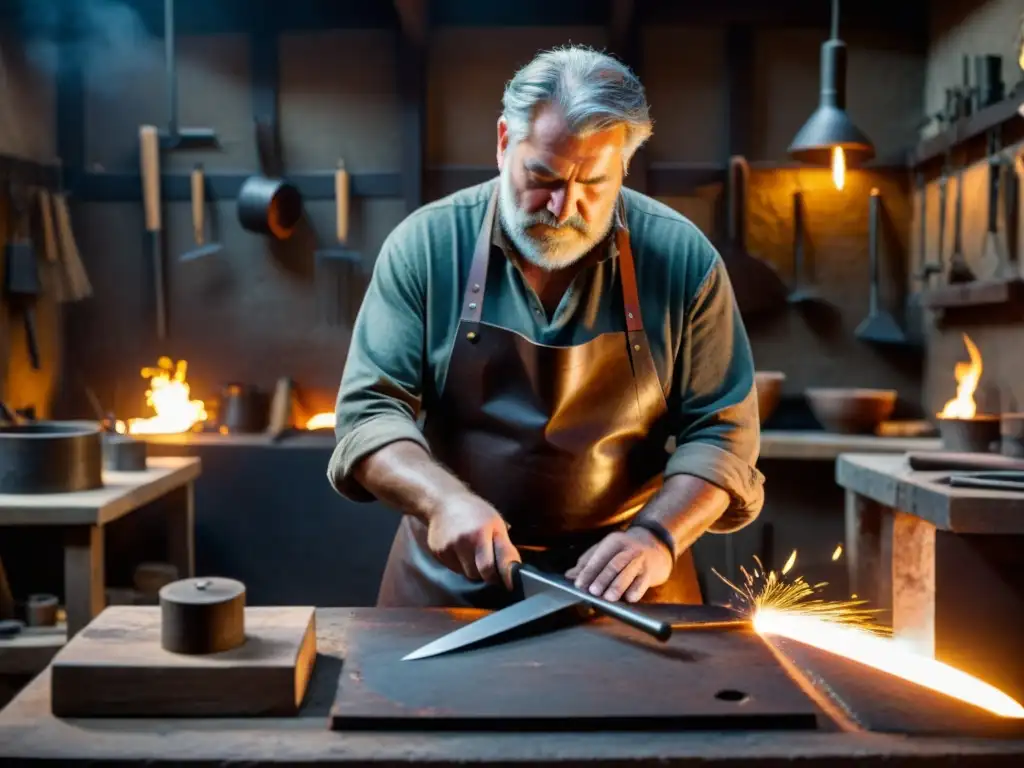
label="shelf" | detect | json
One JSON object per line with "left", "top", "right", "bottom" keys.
{"left": 921, "top": 276, "right": 1024, "bottom": 310}
{"left": 0, "top": 154, "right": 63, "bottom": 191}
{"left": 909, "top": 89, "right": 1024, "bottom": 168}
{"left": 0, "top": 623, "right": 66, "bottom": 676}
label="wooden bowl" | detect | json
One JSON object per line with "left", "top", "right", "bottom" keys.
{"left": 754, "top": 371, "right": 786, "bottom": 426}
{"left": 805, "top": 388, "right": 898, "bottom": 434}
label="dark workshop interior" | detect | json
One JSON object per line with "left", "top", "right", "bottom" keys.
{"left": 2, "top": 0, "right": 1024, "bottom": 764}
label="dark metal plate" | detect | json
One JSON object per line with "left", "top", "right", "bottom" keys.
{"left": 331, "top": 606, "right": 821, "bottom": 732}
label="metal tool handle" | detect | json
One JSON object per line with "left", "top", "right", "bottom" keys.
{"left": 952, "top": 166, "right": 964, "bottom": 253}
{"left": 987, "top": 132, "right": 1001, "bottom": 236}
{"left": 336, "top": 160, "right": 349, "bottom": 245}
{"left": 936, "top": 172, "right": 947, "bottom": 272}
{"left": 868, "top": 188, "right": 881, "bottom": 313}
{"left": 191, "top": 164, "right": 205, "bottom": 245}
{"left": 792, "top": 190, "right": 804, "bottom": 285}
{"left": 1005, "top": 157, "right": 1020, "bottom": 268}
{"left": 511, "top": 563, "right": 673, "bottom": 642}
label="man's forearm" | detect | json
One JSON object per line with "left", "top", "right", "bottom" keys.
{"left": 632, "top": 474, "right": 730, "bottom": 558}
{"left": 352, "top": 440, "right": 467, "bottom": 523}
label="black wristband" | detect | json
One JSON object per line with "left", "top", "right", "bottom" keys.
{"left": 629, "top": 518, "right": 677, "bottom": 561}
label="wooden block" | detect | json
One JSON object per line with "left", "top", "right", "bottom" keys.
{"left": 51, "top": 606, "right": 316, "bottom": 717}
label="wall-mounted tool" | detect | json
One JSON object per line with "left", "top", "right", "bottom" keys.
{"left": 315, "top": 159, "right": 367, "bottom": 327}
{"left": 947, "top": 155, "right": 975, "bottom": 284}
{"left": 3, "top": 185, "right": 41, "bottom": 370}
{"left": 982, "top": 131, "right": 1013, "bottom": 279}
{"left": 1003, "top": 152, "right": 1020, "bottom": 278}
{"left": 787, "top": 190, "right": 826, "bottom": 305}
{"left": 140, "top": 125, "right": 167, "bottom": 340}
{"left": 855, "top": 188, "right": 909, "bottom": 345}
{"left": 974, "top": 54, "right": 1005, "bottom": 110}
{"left": 904, "top": 173, "right": 929, "bottom": 344}
{"left": 717, "top": 156, "right": 788, "bottom": 319}
{"left": 180, "top": 164, "right": 224, "bottom": 262}
{"left": 49, "top": 190, "right": 92, "bottom": 301}
{"left": 237, "top": 119, "right": 302, "bottom": 240}
{"left": 159, "top": 0, "right": 219, "bottom": 150}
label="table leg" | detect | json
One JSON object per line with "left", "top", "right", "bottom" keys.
{"left": 844, "top": 491, "right": 890, "bottom": 613}
{"left": 884, "top": 509, "right": 936, "bottom": 657}
{"left": 165, "top": 482, "right": 195, "bottom": 579}
{"left": 64, "top": 525, "right": 105, "bottom": 637}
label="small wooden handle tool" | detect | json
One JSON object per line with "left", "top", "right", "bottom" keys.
{"left": 335, "top": 160, "right": 349, "bottom": 245}
{"left": 139, "top": 125, "right": 166, "bottom": 339}
{"left": 510, "top": 562, "right": 672, "bottom": 642}
{"left": 191, "top": 164, "right": 205, "bottom": 246}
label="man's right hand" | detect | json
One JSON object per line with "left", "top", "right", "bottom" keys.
{"left": 426, "top": 493, "right": 521, "bottom": 590}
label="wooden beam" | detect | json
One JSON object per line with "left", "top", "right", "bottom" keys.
{"left": 724, "top": 24, "right": 755, "bottom": 160}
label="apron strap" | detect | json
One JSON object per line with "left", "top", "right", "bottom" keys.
{"left": 460, "top": 186, "right": 643, "bottom": 338}
{"left": 461, "top": 190, "right": 498, "bottom": 324}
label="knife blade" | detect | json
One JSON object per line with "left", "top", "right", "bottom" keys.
{"left": 401, "top": 588, "right": 582, "bottom": 661}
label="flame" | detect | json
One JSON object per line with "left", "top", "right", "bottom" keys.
{"left": 715, "top": 550, "right": 1024, "bottom": 719}
{"left": 306, "top": 412, "right": 335, "bottom": 430}
{"left": 938, "top": 333, "right": 982, "bottom": 419}
{"left": 831, "top": 146, "right": 846, "bottom": 191}
{"left": 126, "top": 357, "right": 208, "bottom": 435}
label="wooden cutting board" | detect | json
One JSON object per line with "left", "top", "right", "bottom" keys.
{"left": 51, "top": 605, "right": 317, "bottom": 717}
{"left": 330, "top": 606, "right": 821, "bottom": 731}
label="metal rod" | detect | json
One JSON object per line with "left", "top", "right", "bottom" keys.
{"left": 165, "top": 0, "right": 177, "bottom": 138}
{"left": 830, "top": 0, "right": 840, "bottom": 40}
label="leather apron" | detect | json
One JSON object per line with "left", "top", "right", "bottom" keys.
{"left": 377, "top": 188, "right": 702, "bottom": 609}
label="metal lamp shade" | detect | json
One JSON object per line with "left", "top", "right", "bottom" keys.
{"left": 788, "top": 39, "right": 875, "bottom": 167}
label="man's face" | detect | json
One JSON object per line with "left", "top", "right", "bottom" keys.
{"left": 497, "top": 103, "right": 626, "bottom": 271}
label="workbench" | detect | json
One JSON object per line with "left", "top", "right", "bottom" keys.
{"left": 836, "top": 452, "right": 1024, "bottom": 704}
{"left": 0, "top": 457, "right": 201, "bottom": 673}
{"left": 0, "top": 608, "right": 1023, "bottom": 766}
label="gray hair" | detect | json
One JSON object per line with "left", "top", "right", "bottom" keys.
{"left": 501, "top": 45, "right": 653, "bottom": 169}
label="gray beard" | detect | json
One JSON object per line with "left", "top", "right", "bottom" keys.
{"left": 497, "top": 163, "right": 615, "bottom": 272}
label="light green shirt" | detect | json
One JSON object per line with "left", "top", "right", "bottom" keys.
{"left": 328, "top": 178, "right": 765, "bottom": 532}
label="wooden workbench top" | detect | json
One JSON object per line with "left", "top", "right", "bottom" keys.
{"left": 836, "top": 453, "right": 1024, "bottom": 533}
{"left": 140, "top": 429, "right": 943, "bottom": 463}
{"left": 1, "top": 608, "right": 1023, "bottom": 766}
{"left": 0, "top": 456, "right": 201, "bottom": 526}
{"left": 759, "top": 431, "right": 941, "bottom": 460}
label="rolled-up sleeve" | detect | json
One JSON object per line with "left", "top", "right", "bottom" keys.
{"left": 327, "top": 225, "right": 431, "bottom": 502}
{"left": 665, "top": 255, "right": 764, "bottom": 532}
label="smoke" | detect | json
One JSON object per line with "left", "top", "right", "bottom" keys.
{"left": 14, "top": 0, "right": 162, "bottom": 98}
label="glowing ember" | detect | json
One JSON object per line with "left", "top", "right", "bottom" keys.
{"left": 306, "top": 412, "right": 335, "bottom": 430}
{"left": 126, "top": 357, "right": 208, "bottom": 435}
{"left": 831, "top": 544, "right": 843, "bottom": 561}
{"left": 831, "top": 146, "right": 846, "bottom": 191}
{"left": 781, "top": 549, "right": 797, "bottom": 575}
{"left": 938, "top": 333, "right": 983, "bottom": 419}
{"left": 715, "top": 550, "right": 1024, "bottom": 719}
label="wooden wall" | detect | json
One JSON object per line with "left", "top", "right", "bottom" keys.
{"left": 0, "top": 31, "right": 59, "bottom": 417}
{"left": 915, "top": 0, "right": 1024, "bottom": 416}
{"left": 8, "top": 1, "right": 930, "bottom": 423}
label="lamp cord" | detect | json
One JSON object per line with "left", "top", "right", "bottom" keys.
{"left": 831, "top": 0, "right": 840, "bottom": 39}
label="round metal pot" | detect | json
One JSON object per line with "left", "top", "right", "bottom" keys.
{"left": 219, "top": 383, "right": 270, "bottom": 434}
{"left": 237, "top": 175, "right": 303, "bottom": 240}
{"left": 937, "top": 415, "right": 1001, "bottom": 453}
{"left": 0, "top": 421, "right": 104, "bottom": 494}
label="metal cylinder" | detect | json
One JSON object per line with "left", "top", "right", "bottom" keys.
{"left": 819, "top": 40, "right": 848, "bottom": 109}
{"left": 26, "top": 593, "right": 58, "bottom": 627}
{"left": 159, "top": 577, "right": 246, "bottom": 655}
{"left": 1000, "top": 413, "right": 1024, "bottom": 458}
{"left": 102, "top": 433, "right": 148, "bottom": 472}
{"left": 0, "top": 422, "right": 103, "bottom": 494}
{"left": 237, "top": 175, "right": 303, "bottom": 240}
{"left": 938, "top": 416, "right": 1001, "bottom": 453}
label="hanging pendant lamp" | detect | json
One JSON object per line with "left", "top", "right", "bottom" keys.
{"left": 788, "top": 0, "right": 875, "bottom": 180}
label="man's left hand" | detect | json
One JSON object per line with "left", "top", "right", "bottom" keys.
{"left": 565, "top": 528, "right": 673, "bottom": 603}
